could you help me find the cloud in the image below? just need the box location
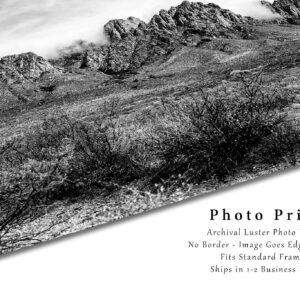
[0,0,276,59]
[208,0,277,19]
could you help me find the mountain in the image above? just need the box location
[0,1,294,82]
[1,0,300,255]
[0,0,299,116]
[1,1,255,80]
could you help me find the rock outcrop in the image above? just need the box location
[0,52,60,84]
[81,1,254,75]
[104,17,147,42]
[150,2,253,35]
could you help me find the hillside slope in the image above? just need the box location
[1,0,300,254]
[0,1,298,122]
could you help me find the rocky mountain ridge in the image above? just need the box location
[0,0,299,99]
[81,1,255,74]
[0,1,256,82]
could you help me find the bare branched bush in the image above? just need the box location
[0,101,142,252]
[147,73,300,184]
[1,73,300,253]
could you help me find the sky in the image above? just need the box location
[0,0,276,59]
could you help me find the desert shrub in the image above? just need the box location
[0,101,149,238]
[147,74,300,184]
[0,129,73,246]
[1,73,300,251]
[66,116,145,187]
[0,103,146,246]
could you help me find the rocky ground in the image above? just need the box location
[1,0,300,254]
[2,162,291,254]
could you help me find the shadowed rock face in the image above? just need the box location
[273,0,300,17]
[261,0,300,22]
[0,52,60,84]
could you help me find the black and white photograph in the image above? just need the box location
[0,0,300,256]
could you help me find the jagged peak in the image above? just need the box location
[2,0,299,80]
[149,1,252,33]
[104,16,146,43]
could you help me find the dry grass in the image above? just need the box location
[1,24,300,253]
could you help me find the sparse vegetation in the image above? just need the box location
[148,73,300,184]
[1,72,300,253]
